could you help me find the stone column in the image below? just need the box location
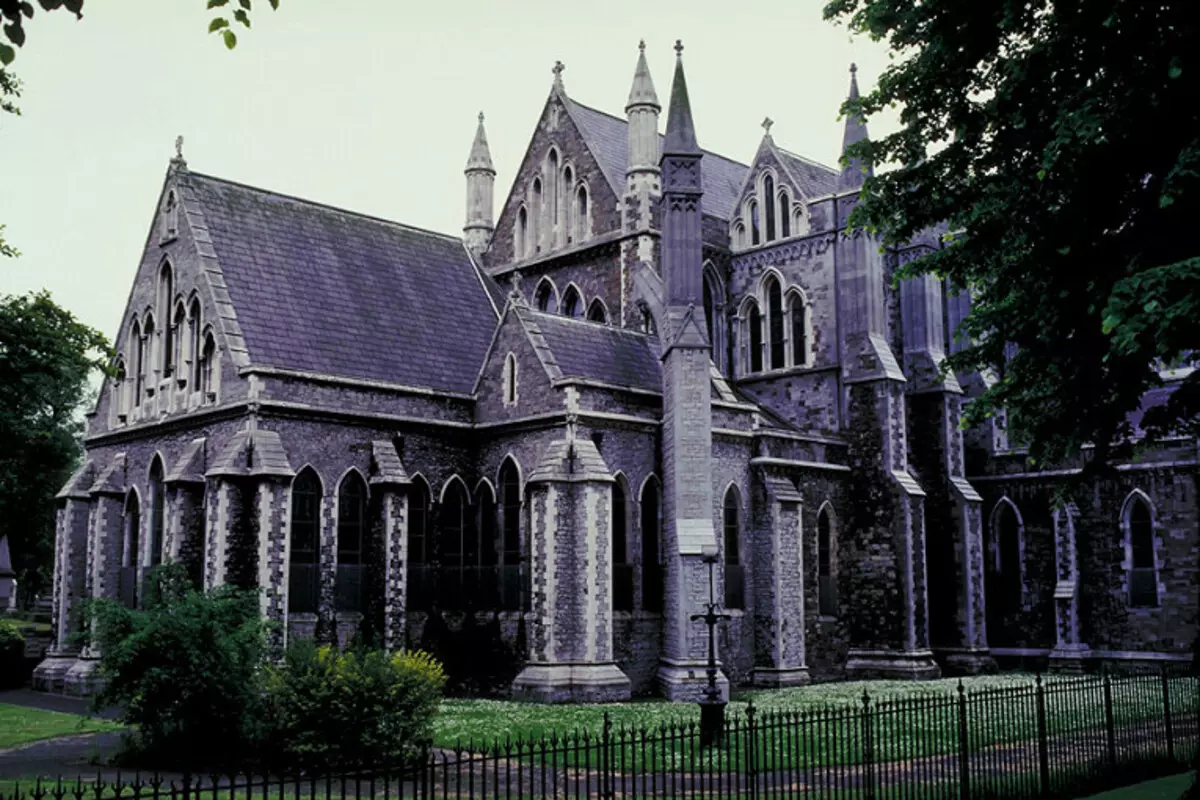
[203,478,241,589]
[750,472,809,687]
[512,434,631,702]
[370,439,412,652]
[1049,503,1089,673]
[254,478,291,652]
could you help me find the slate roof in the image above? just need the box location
[567,100,749,220]
[528,312,662,393]
[776,148,840,198]
[186,173,498,395]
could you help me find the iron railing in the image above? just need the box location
[4,667,1196,799]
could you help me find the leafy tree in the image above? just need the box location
[0,291,109,604]
[823,0,1199,469]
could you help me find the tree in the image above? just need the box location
[823,0,1199,470]
[0,291,109,603]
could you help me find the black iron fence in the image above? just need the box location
[5,668,1196,799]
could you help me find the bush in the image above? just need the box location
[0,619,25,689]
[264,639,446,771]
[90,563,271,768]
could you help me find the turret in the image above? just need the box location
[625,40,662,194]
[464,112,496,256]
[838,63,872,192]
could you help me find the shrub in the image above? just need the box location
[264,639,446,771]
[0,619,25,689]
[90,563,271,769]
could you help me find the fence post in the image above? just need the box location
[861,690,876,800]
[602,711,614,799]
[957,680,970,800]
[1035,673,1050,797]
[1161,665,1176,762]
[1102,667,1117,768]
[746,700,758,800]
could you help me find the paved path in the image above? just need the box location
[0,689,124,780]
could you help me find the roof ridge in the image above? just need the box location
[567,98,750,170]
[775,146,839,175]
[529,310,658,339]
[188,171,465,244]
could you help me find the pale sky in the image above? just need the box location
[0,0,894,342]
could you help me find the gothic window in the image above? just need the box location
[640,477,663,612]
[335,471,368,612]
[766,276,785,370]
[733,222,746,251]
[148,456,165,567]
[171,301,186,383]
[531,179,543,253]
[818,504,837,617]
[548,150,559,244]
[199,332,216,401]
[288,467,322,613]
[793,208,806,237]
[475,481,499,602]
[131,319,144,406]
[562,285,582,318]
[611,475,633,612]
[763,174,776,242]
[111,358,128,424]
[163,190,178,240]
[158,264,174,377]
[787,288,810,367]
[703,263,726,374]
[575,185,589,243]
[188,298,201,387]
[563,166,574,243]
[586,299,608,323]
[989,498,1024,621]
[517,206,529,260]
[142,315,157,396]
[498,459,523,611]
[439,478,484,608]
[1124,492,1159,608]
[749,200,761,246]
[723,486,744,610]
[779,190,791,238]
[703,273,715,346]
[745,300,764,374]
[503,352,518,406]
[120,491,141,609]
[534,277,558,313]
[407,477,432,610]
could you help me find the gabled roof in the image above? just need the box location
[566,100,749,220]
[526,311,662,393]
[185,172,498,395]
[776,148,840,198]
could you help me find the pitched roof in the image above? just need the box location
[527,311,662,393]
[775,148,840,198]
[186,173,498,395]
[566,100,749,220]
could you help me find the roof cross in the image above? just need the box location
[174,135,184,160]
[762,117,774,136]
[674,39,684,57]
[552,60,565,86]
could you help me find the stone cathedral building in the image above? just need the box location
[35,43,1198,700]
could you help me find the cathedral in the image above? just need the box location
[34,42,1198,701]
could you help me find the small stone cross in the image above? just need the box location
[552,60,565,85]
[174,135,184,160]
[509,269,523,298]
[762,117,774,136]
[674,39,684,57]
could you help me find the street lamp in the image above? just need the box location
[692,543,730,747]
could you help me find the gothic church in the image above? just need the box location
[35,42,1199,700]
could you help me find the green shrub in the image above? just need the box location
[264,639,446,771]
[90,563,271,769]
[0,619,25,689]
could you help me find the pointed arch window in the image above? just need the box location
[111,358,128,424]
[187,299,201,387]
[793,208,806,237]
[612,477,633,611]
[438,479,483,608]
[158,264,174,377]
[766,276,785,370]
[988,500,1024,623]
[407,477,432,611]
[534,278,558,313]
[200,333,216,401]
[818,505,837,617]
[723,487,744,610]
[779,190,791,238]
[335,471,368,611]
[517,206,529,260]
[787,289,810,367]
[531,179,543,253]
[562,166,574,243]
[1125,493,1158,608]
[746,301,763,373]
[503,352,518,406]
[120,492,141,609]
[163,190,178,241]
[142,315,157,396]
[131,319,144,406]
[498,460,523,610]
[640,478,663,612]
[703,274,715,346]
[749,200,761,246]
[733,222,746,251]
[763,174,777,242]
[171,301,186,383]
[562,285,582,318]
[547,150,559,245]
[575,185,589,243]
[148,457,166,568]
[586,299,608,324]
[289,468,321,613]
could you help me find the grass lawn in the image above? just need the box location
[1085,771,1194,798]
[0,703,123,751]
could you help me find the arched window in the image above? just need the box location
[640,478,662,612]
[534,278,558,313]
[793,208,806,237]
[586,299,608,323]
[723,487,744,609]
[335,471,368,612]
[575,185,589,243]
[547,150,559,245]
[1124,492,1158,608]
[288,467,322,613]
[158,264,174,377]
[171,301,186,381]
[766,276,785,370]
[498,459,522,610]
[200,333,216,400]
[121,491,141,609]
[111,358,128,423]
[407,477,432,611]
[187,298,201,387]
[503,352,518,406]
[990,499,1023,621]
[517,206,529,260]
[733,222,746,251]
[148,456,166,568]
[439,479,479,608]
[531,179,543,253]
[563,166,574,242]
[818,505,837,616]
[763,174,776,242]
[749,200,761,246]
[562,285,582,318]
[612,476,633,611]
[131,319,144,406]
[747,300,763,373]
[163,190,178,240]
[779,190,791,238]
[788,289,809,367]
[703,273,716,346]
[143,315,157,397]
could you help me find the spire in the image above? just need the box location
[662,40,699,155]
[626,39,660,111]
[839,63,872,191]
[465,111,495,173]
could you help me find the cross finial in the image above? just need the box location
[509,269,523,298]
[552,60,565,85]
[478,111,485,124]
[850,62,858,75]
[174,135,184,160]
[762,117,774,136]
[674,39,684,57]
[638,39,645,52]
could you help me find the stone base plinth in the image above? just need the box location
[844,649,941,681]
[62,656,104,697]
[751,666,810,688]
[31,654,77,693]
[935,647,999,676]
[1048,645,1090,675]
[512,662,631,703]
[656,660,730,702]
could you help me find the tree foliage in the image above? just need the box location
[824,0,1200,468]
[0,291,109,603]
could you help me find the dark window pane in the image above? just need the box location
[764,175,776,242]
[768,278,785,370]
[749,305,763,372]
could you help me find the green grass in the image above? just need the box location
[1085,771,1194,799]
[0,703,124,751]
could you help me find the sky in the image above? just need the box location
[0,0,894,342]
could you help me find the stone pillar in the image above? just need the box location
[53,497,91,652]
[1049,503,1089,672]
[315,489,337,645]
[204,478,240,589]
[255,478,291,652]
[751,473,809,687]
[380,488,409,651]
[512,434,631,702]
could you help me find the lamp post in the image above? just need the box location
[692,544,730,747]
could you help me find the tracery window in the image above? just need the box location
[1124,492,1159,608]
[288,467,321,613]
[334,471,368,612]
